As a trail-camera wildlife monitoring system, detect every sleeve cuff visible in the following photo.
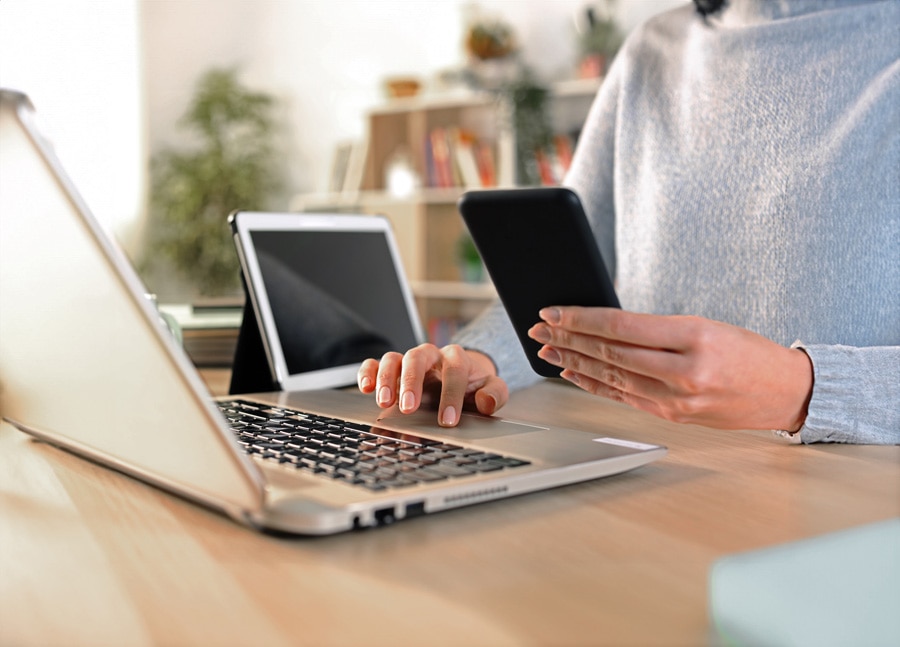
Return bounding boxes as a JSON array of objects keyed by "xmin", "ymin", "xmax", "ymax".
[{"xmin": 790, "ymin": 342, "xmax": 900, "ymax": 445}]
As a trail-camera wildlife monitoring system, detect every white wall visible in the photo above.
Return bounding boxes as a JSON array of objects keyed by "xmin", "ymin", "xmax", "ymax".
[
  {"xmin": 0, "ymin": 0, "xmax": 144, "ymax": 253},
  {"xmin": 1, "ymin": 0, "xmax": 683, "ymax": 277},
  {"xmin": 141, "ymin": 0, "xmax": 685, "ymax": 202}
]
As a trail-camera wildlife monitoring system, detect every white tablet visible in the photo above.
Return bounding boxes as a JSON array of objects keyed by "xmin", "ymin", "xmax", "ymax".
[{"xmin": 230, "ymin": 211, "xmax": 424, "ymax": 391}]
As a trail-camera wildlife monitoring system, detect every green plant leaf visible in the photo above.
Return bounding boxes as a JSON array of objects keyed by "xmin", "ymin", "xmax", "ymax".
[{"xmin": 141, "ymin": 67, "xmax": 282, "ymax": 297}]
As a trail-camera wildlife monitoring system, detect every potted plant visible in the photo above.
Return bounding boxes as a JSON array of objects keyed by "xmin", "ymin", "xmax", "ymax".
[
  {"xmin": 141, "ymin": 67, "xmax": 282, "ymax": 298},
  {"xmin": 462, "ymin": 14, "xmax": 520, "ymax": 91},
  {"xmin": 577, "ymin": 2, "xmax": 624, "ymax": 78},
  {"xmin": 460, "ymin": 15, "xmax": 552, "ymax": 186},
  {"xmin": 503, "ymin": 70, "xmax": 552, "ymax": 186},
  {"xmin": 465, "ymin": 19, "xmax": 516, "ymax": 61},
  {"xmin": 456, "ymin": 231, "xmax": 485, "ymax": 283}
]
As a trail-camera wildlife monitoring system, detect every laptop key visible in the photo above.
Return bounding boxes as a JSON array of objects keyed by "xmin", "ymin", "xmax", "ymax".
[
  {"xmin": 411, "ymin": 468, "xmax": 448, "ymax": 482},
  {"xmin": 429, "ymin": 464, "xmax": 476, "ymax": 477},
  {"xmin": 470, "ymin": 460, "xmax": 506, "ymax": 472},
  {"xmin": 495, "ymin": 458, "xmax": 531, "ymax": 468},
  {"xmin": 251, "ymin": 441, "xmax": 285, "ymax": 452},
  {"xmin": 378, "ymin": 477, "xmax": 418, "ymax": 488}
]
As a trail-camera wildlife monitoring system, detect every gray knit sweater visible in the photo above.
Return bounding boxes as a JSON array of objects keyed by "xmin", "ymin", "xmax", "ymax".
[{"xmin": 455, "ymin": 0, "xmax": 899, "ymax": 444}]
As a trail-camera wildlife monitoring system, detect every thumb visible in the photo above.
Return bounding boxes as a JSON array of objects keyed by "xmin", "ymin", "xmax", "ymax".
[{"xmin": 474, "ymin": 375, "xmax": 508, "ymax": 416}]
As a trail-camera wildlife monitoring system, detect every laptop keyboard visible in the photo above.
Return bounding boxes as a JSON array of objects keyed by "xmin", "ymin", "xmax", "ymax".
[{"xmin": 218, "ymin": 399, "xmax": 531, "ymax": 492}]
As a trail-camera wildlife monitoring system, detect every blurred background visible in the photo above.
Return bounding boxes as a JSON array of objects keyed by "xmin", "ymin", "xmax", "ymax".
[{"xmin": 0, "ymin": 0, "xmax": 683, "ymax": 307}]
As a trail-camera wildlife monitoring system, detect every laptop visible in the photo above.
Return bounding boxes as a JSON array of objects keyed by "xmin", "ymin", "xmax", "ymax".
[
  {"xmin": 0, "ymin": 89, "xmax": 667, "ymax": 535},
  {"xmin": 229, "ymin": 210, "xmax": 424, "ymax": 392}
]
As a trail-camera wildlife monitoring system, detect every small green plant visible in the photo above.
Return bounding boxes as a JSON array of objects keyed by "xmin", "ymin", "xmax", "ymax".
[
  {"xmin": 455, "ymin": 231, "xmax": 484, "ymax": 283},
  {"xmin": 577, "ymin": 2, "xmax": 624, "ymax": 74},
  {"xmin": 142, "ymin": 67, "xmax": 281, "ymax": 296},
  {"xmin": 580, "ymin": 15, "xmax": 623, "ymax": 58},
  {"xmin": 504, "ymin": 70, "xmax": 552, "ymax": 186}
]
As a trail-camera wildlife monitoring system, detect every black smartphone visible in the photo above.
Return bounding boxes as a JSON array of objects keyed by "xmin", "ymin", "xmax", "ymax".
[{"xmin": 458, "ymin": 187, "xmax": 620, "ymax": 378}]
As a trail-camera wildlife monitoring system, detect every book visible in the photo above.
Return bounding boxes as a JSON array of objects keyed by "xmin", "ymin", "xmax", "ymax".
[
  {"xmin": 554, "ymin": 134, "xmax": 574, "ymax": 177},
  {"xmin": 496, "ymin": 128, "xmax": 516, "ymax": 187},
  {"xmin": 475, "ymin": 141, "xmax": 497, "ymax": 188},
  {"xmin": 451, "ymin": 128, "xmax": 483, "ymax": 189},
  {"xmin": 328, "ymin": 141, "xmax": 353, "ymax": 193},
  {"xmin": 426, "ymin": 316, "xmax": 462, "ymax": 347},
  {"xmin": 429, "ymin": 128, "xmax": 454, "ymax": 188},
  {"xmin": 341, "ymin": 138, "xmax": 369, "ymax": 194},
  {"xmin": 534, "ymin": 148, "xmax": 556, "ymax": 185}
]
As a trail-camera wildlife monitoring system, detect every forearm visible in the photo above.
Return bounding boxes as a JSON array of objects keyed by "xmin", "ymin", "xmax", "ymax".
[{"xmin": 796, "ymin": 344, "xmax": 900, "ymax": 445}]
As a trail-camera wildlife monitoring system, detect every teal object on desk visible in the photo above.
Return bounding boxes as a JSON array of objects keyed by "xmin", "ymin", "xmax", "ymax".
[{"xmin": 710, "ymin": 518, "xmax": 900, "ymax": 646}]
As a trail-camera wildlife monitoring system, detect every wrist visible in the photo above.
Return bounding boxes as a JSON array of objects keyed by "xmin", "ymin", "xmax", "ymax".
[{"xmin": 781, "ymin": 347, "xmax": 814, "ymax": 433}]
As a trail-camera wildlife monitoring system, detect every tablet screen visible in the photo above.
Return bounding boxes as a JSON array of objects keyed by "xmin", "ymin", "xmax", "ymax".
[{"xmin": 232, "ymin": 212, "xmax": 423, "ymax": 390}]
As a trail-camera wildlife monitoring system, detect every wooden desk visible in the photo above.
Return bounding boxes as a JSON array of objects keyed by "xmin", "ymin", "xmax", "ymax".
[{"xmin": 2, "ymin": 381, "xmax": 898, "ymax": 646}]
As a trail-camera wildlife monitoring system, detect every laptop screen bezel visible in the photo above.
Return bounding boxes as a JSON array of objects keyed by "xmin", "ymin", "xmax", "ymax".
[{"xmin": 230, "ymin": 210, "xmax": 425, "ymax": 391}]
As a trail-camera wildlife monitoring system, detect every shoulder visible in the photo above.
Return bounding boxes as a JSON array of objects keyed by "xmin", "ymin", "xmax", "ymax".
[
  {"xmin": 618, "ymin": 4, "xmax": 697, "ymax": 60},
  {"xmin": 608, "ymin": 4, "xmax": 697, "ymax": 87}
]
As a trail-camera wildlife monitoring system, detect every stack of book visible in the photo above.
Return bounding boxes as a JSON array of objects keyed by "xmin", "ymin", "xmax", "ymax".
[
  {"xmin": 159, "ymin": 302, "xmax": 243, "ymax": 368},
  {"xmin": 425, "ymin": 127, "xmax": 498, "ymax": 189},
  {"xmin": 424, "ymin": 126, "xmax": 579, "ymax": 189}
]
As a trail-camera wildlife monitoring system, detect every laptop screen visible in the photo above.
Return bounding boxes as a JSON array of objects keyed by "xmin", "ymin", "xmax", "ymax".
[{"xmin": 232, "ymin": 212, "xmax": 424, "ymax": 391}]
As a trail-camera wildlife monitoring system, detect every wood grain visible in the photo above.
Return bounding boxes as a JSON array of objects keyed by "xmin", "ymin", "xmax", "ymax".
[{"xmin": 2, "ymin": 380, "xmax": 897, "ymax": 646}]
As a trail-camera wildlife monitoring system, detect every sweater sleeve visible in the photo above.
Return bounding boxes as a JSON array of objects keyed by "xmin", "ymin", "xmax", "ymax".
[{"xmin": 796, "ymin": 344, "xmax": 900, "ymax": 445}]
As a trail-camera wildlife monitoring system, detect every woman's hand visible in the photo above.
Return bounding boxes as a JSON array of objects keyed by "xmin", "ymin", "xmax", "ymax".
[
  {"xmin": 357, "ymin": 344, "xmax": 509, "ymax": 427},
  {"xmin": 528, "ymin": 307, "xmax": 813, "ymax": 431}
]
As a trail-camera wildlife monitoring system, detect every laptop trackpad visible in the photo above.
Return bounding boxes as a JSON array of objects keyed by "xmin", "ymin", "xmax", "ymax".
[{"xmin": 376, "ymin": 406, "xmax": 546, "ymax": 441}]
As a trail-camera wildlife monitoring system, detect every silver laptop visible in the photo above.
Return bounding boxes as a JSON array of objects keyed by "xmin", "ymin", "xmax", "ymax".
[
  {"xmin": 230, "ymin": 210, "xmax": 424, "ymax": 391},
  {"xmin": 0, "ymin": 89, "xmax": 666, "ymax": 535}
]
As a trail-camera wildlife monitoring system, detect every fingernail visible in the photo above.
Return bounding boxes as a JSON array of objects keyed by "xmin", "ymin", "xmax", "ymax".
[
  {"xmin": 530, "ymin": 324, "xmax": 550, "ymax": 343},
  {"xmin": 359, "ymin": 376, "xmax": 372, "ymax": 391},
  {"xmin": 377, "ymin": 385, "xmax": 392, "ymax": 406},
  {"xmin": 541, "ymin": 347, "xmax": 562, "ymax": 364},
  {"xmin": 400, "ymin": 390, "xmax": 415, "ymax": 412},
  {"xmin": 441, "ymin": 405, "xmax": 458, "ymax": 426},
  {"xmin": 483, "ymin": 393, "xmax": 498, "ymax": 413},
  {"xmin": 540, "ymin": 307, "xmax": 561, "ymax": 324}
]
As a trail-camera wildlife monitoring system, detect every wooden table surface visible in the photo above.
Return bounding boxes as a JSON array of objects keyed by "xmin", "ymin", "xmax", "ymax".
[{"xmin": 2, "ymin": 379, "xmax": 898, "ymax": 646}]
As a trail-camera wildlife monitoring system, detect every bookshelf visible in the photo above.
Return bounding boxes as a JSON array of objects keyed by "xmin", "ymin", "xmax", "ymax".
[{"xmin": 292, "ymin": 78, "xmax": 600, "ymax": 344}]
